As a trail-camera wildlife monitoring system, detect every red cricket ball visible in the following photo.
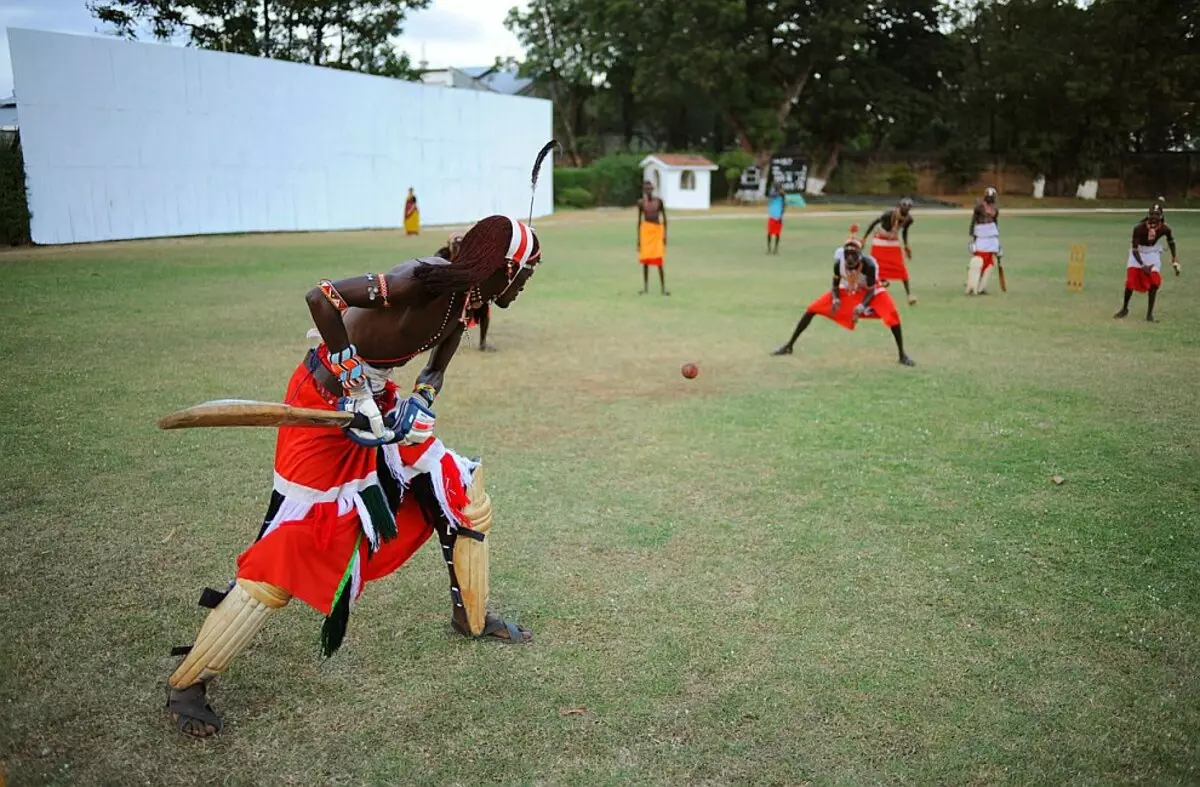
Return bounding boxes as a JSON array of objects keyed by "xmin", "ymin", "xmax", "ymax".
[{"xmin": 681, "ymin": 363, "xmax": 699, "ymax": 379}]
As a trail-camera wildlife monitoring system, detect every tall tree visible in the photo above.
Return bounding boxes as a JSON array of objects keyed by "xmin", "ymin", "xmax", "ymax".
[
  {"xmin": 505, "ymin": 0, "xmax": 613, "ymax": 165},
  {"xmin": 87, "ymin": 0, "xmax": 430, "ymax": 78},
  {"xmin": 636, "ymin": 0, "xmax": 870, "ymax": 171}
]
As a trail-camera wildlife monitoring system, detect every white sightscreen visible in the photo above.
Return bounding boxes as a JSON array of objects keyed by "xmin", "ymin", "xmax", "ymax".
[{"xmin": 6, "ymin": 28, "xmax": 553, "ymax": 245}]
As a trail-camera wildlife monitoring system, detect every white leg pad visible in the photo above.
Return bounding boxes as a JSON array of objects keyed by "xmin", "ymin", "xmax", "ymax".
[
  {"xmin": 169, "ymin": 579, "xmax": 290, "ymax": 689},
  {"xmin": 455, "ymin": 468, "xmax": 493, "ymax": 636},
  {"xmin": 965, "ymin": 256, "xmax": 983, "ymax": 294},
  {"xmin": 978, "ymin": 264, "xmax": 993, "ymax": 293}
]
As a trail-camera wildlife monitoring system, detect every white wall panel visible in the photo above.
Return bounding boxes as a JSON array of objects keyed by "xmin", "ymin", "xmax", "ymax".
[{"xmin": 7, "ymin": 28, "xmax": 553, "ymax": 245}]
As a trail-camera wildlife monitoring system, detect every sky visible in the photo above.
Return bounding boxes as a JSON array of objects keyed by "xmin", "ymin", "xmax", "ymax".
[{"xmin": 0, "ymin": 0, "xmax": 529, "ymax": 98}]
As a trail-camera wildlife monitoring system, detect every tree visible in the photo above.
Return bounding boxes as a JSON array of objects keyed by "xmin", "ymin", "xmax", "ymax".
[
  {"xmin": 87, "ymin": 0, "xmax": 430, "ymax": 78},
  {"xmin": 946, "ymin": 0, "xmax": 1126, "ymax": 191},
  {"xmin": 505, "ymin": 0, "xmax": 614, "ymax": 166},
  {"xmin": 638, "ymin": 0, "xmax": 870, "ymax": 171}
]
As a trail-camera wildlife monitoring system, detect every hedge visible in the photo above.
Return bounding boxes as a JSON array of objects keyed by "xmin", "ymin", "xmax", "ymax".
[
  {"xmin": 0, "ymin": 133, "xmax": 31, "ymax": 246},
  {"xmin": 554, "ymin": 153, "xmax": 644, "ymax": 208}
]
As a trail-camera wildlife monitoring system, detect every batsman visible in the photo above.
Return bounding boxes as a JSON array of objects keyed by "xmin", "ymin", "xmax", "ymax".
[
  {"xmin": 161, "ymin": 144, "xmax": 558, "ymax": 738},
  {"xmin": 966, "ymin": 186, "xmax": 1004, "ymax": 295}
]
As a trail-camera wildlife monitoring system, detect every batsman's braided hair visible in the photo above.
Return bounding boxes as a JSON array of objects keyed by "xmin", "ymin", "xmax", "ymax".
[{"xmin": 414, "ymin": 215, "xmax": 538, "ymax": 296}]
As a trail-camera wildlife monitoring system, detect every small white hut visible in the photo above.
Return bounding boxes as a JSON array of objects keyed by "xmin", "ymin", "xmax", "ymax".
[{"xmin": 640, "ymin": 154, "xmax": 719, "ymax": 210}]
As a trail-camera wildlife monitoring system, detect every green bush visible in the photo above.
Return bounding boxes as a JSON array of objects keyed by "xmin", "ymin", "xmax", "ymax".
[
  {"xmin": 588, "ymin": 153, "xmax": 643, "ymax": 206},
  {"xmin": 713, "ymin": 150, "xmax": 754, "ymax": 200},
  {"xmin": 0, "ymin": 134, "xmax": 31, "ymax": 246},
  {"xmin": 885, "ymin": 163, "xmax": 919, "ymax": 195},
  {"xmin": 553, "ymin": 167, "xmax": 593, "ymax": 204},
  {"xmin": 552, "ymin": 154, "xmax": 644, "ymax": 207},
  {"xmin": 557, "ymin": 186, "xmax": 595, "ymax": 209}
]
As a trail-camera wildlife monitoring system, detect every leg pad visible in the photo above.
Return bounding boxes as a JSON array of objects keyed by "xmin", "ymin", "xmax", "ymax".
[
  {"xmin": 454, "ymin": 468, "xmax": 493, "ymax": 636},
  {"xmin": 168, "ymin": 579, "xmax": 290, "ymax": 689},
  {"xmin": 965, "ymin": 256, "xmax": 983, "ymax": 294},
  {"xmin": 978, "ymin": 263, "xmax": 993, "ymax": 294}
]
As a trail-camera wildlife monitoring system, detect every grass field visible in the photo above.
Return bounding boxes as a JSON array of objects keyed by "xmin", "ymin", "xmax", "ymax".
[{"xmin": 2, "ymin": 207, "xmax": 1199, "ymax": 786}]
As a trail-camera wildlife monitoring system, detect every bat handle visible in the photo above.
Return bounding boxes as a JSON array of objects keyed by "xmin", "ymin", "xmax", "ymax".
[{"xmin": 348, "ymin": 413, "xmax": 372, "ymax": 431}]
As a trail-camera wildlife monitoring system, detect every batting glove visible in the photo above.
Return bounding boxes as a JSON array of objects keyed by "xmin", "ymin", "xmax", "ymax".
[
  {"xmin": 390, "ymin": 394, "xmax": 436, "ymax": 446},
  {"xmin": 339, "ymin": 385, "xmax": 394, "ymax": 447}
]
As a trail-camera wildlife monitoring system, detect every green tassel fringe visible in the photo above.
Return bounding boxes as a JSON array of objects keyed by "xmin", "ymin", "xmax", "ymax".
[
  {"xmin": 360, "ymin": 484, "xmax": 397, "ymax": 544},
  {"xmin": 319, "ymin": 534, "xmax": 361, "ymax": 658}
]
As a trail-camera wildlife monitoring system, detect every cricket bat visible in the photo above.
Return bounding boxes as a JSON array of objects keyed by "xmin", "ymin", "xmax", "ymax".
[
  {"xmin": 998, "ymin": 263, "xmax": 1007, "ymax": 292},
  {"xmin": 158, "ymin": 399, "xmax": 369, "ymax": 431}
]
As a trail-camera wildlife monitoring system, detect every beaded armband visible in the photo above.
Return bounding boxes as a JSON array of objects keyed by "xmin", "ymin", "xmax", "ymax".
[
  {"xmin": 328, "ymin": 345, "xmax": 366, "ymax": 390},
  {"xmin": 365, "ymin": 273, "xmax": 390, "ymax": 307},
  {"xmin": 318, "ymin": 280, "xmax": 348, "ymax": 313},
  {"xmin": 413, "ymin": 383, "xmax": 437, "ymax": 406}
]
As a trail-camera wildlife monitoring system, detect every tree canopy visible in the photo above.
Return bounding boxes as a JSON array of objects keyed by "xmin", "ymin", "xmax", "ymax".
[
  {"xmin": 88, "ymin": 0, "xmax": 430, "ymax": 77},
  {"xmin": 506, "ymin": 0, "xmax": 1199, "ymax": 184}
]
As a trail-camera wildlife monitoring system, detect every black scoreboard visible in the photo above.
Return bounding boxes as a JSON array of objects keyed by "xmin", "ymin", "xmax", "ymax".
[{"xmin": 770, "ymin": 151, "xmax": 810, "ymax": 194}]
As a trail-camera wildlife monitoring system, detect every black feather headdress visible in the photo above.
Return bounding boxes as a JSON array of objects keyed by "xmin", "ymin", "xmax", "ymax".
[{"xmin": 528, "ymin": 139, "xmax": 561, "ymax": 226}]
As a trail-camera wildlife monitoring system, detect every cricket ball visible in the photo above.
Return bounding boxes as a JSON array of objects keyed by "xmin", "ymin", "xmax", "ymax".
[{"xmin": 681, "ymin": 363, "xmax": 699, "ymax": 379}]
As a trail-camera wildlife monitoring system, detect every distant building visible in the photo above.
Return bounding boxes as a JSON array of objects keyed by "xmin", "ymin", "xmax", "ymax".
[
  {"xmin": 458, "ymin": 66, "xmax": 535, "ymax": 96},
  {"xmin": 641, "ymin": 154, "xmax": 719, "ymax": 210},
  {"xmin": 418, "ymin": 65, "xmax": 536, "ymax": 97},
  {"xmin": 418, "ymin": 66, "xmax": 493, "ymax": 91}
]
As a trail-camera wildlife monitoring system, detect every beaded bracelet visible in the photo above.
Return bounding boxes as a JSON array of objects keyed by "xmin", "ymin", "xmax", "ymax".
[
  {"xmin": 413, "ymin": 383, "xmax": 437, "ymax": 406},
  {"xmin": 365, "ymin": 273, "xmax": 390, "ymax": 307},
  {"xmin": 318, "ymin": 280, "xmax": 348, "ymax": 313},
  {"xmin": 328, "ymin": 345, "xmax": 365, "ymax": 389}
]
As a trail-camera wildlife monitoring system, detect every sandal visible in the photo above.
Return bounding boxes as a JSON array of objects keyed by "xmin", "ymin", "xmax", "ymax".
[
  {"xmin": 166, "ymin": 683, "xmax": 222, "ymax": 739},
  {"xmin": 452, "ymin": 613, "xmax": 532, "ymax": 644}
]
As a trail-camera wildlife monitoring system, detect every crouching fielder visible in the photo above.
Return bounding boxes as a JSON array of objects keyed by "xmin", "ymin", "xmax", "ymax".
[
  {"xmin": 1115, "ymin": 202, "xmax": 1179, "ymax": 322},
  {"xmin": 164, "ymin": 215, "xmax": 540, "ymax": 739},
  {"xmin": 966, "ymin": 186, "xmax": 1001, "ymax": 295},
  {"xmin": 771, "ymin": 225, "xmax": 916, "ymax": 366}
]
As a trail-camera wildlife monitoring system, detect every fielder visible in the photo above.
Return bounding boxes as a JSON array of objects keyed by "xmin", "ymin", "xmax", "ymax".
[
  {"xmin": 637, "ymin": 179, "xmax": 670, "ymax": 295},
  {"xmin": 766, "ymin": 182, "xmax": 786, "ymax": 255},
  {"xmin": 862, "ymin": 197, "xmax": 917, "ymax": 304},
  {"xmin": 1114, "ymin": 202, "xmax": 1179, "ymax": 322},
  {"xmin": 966, "ymin": 186, "xmax": 1002, "ymax": 295},
  {"xmin": 164, "ymin": 214, "xmax": 540, "ymax": 738},
  {"xmin": 771, "ymin": 225, "xmax": 916, "ymax": 366}
]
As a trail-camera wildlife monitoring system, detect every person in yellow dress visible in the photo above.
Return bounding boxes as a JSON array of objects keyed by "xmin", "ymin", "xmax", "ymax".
[{"xmin": 404, "ymin": 187, "xmax": 420, "ymax": 236}]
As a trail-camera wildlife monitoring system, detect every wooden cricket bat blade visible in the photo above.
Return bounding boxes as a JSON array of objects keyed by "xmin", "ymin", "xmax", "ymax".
[
  {"xmin": 999, "ymin": 265, "xmax": 1008, "ymax": 292},
  {"xmin": 158, "ymin": 399, "xmax": 358, "ymax": 430}
]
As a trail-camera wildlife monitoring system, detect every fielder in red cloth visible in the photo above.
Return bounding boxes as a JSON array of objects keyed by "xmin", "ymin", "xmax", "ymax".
[
  {"xmin": 771, "ymin": 225, "xmax": 916, "ymax": 366},
  {"xmin": 1115, "ymin": 202, "xmax": 1180, "ymax": 322},
  {"xmin": 766, "ymin": 182, "xmax": 786, "ymax": 254},
  {"xmin": 165, "ymin": 215, "xmax": 541, "ymax": 739},
  {"xmin": 862, "ymin": 197, "xmax": 917, "ymax": 304}
]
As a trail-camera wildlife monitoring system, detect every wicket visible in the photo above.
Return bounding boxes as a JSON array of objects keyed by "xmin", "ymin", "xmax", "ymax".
[{"xmin": 1067, "ymin": 243, "xmax": 1087, "ymax": 291}]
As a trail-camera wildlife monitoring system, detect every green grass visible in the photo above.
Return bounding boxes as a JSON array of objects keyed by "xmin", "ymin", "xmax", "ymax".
[{"xmin": 1, "ymin": 209, "xmax": 1198, "ymax": 786}]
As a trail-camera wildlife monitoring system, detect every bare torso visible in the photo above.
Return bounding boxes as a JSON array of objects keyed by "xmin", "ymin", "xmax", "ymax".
[
  {"xmin": 639, "ymin": 196, "xmax": 664, "ymax": 223},
  {"xmin": 341, "ymin": 258, "xmax": 466, "ymax": 367}
]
